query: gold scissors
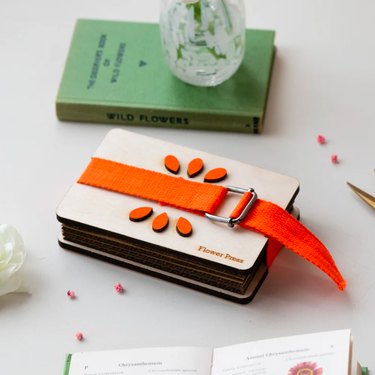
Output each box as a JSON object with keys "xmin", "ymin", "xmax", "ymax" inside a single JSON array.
[{"xmin": 347, "ymin": 172, "xmax": 375, "ymax": 210}]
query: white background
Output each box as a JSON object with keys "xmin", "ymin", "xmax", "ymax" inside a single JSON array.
[{"xmin": 1, "ymin": 0, "xmax": 374, "ymax": 373}]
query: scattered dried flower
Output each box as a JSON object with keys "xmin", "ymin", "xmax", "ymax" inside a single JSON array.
[
  {"xmin": 115, "ymin": 283, "xmax": 124, "ymax": 293},
  {"xmin": 331, "ymin": 154, "xmax": 339, "ymax": 164},
  {"xmin": 317, "ymin": 135, "xmax": 326, "ymax": 144},
  {"xmin": 114, "ymin": 282, "xmax": 124, "ymax": 293},
  {"xmin": 67, "ymin": 290, "xmax": 76, "ymax": 299}
]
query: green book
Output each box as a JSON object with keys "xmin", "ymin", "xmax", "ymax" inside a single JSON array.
[{"xmin": 56, "ymin": 19, "xmax": 276, "ymax": 133}]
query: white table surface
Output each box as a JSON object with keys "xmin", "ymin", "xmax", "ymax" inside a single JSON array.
[{"xmin": 1, "ymin": 0, "xmax": 374, "ymax": 373}]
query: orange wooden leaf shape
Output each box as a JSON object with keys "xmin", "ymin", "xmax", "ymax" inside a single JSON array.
[
  {"xmin": 176, "ymin": 217, "xmax": 193, "ymax": 237},
  {"xmin": 129, "ymin": 206, "xmax": 153, "ymax": 222},
  {"xmin": 187, "ymin": 158, "xmax": 204, "ymax": 178},
  {"xmin": 164, "ymin": 155, "xmax": 180, "ymax": 174},
  {"xmin": 204, "ymin": 168, "xmax": 227, "ymax": 183},
  {"xmin": 152, "ymin": 212, "xmax": 169, "ymax": 232}
]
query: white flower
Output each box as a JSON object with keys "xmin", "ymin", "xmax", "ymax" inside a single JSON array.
[
  {"xmin": 0, "ymin": 224, "xmax": 26, "ymax": 297},
  {"xmin": 180, "ymin": 0, "xmax": 200, "ymax": 4}
]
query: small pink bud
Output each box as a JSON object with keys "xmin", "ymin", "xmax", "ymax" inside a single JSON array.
[
  {"xmin": 317, "ymin": 135, "xmax": 326, "ymax": 144},
  {"xmin": 114, "ymin": 282, "xmax": 124, "ymax": 293},
  {"xmin": 331, "ymin": 154, "xmax": 339, "ymax": 164},
  {"xmin": 75, "ymin": 332, "xmax": 84, "ymax": 341},
  {"xmin": 67, "ymin": 290, "xmax": 76, "ymax": 299}
]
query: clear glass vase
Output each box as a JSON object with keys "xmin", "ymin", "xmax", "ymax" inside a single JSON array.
[{"xmin": 159, "ymin": 0, "xmax": 246, "ymax": 87}]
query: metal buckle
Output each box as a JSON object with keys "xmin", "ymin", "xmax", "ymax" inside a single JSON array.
[{"xmin": 205, "ymin": 186, "xmax": 257, "ymax": 228}]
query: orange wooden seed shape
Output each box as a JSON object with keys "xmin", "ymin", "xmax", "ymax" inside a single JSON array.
[
  {"xmin": 204, "ymin": 168, "xmax": 227, "ymax": 183},
  {"xmin": 164, "ymin": 155, "xmax": 180, "ymax": 174},
  {"xmin": 152, "ymin": 212, "xmax": 169, "ymax": 232},
  {"xmin": 176, "ymin": 217, "xmax": 193, "ymax": 237},
  {"xmin": 129, "ymin": 206, "xmax": 153, "ymax": 222},
  {"xmin": 187, "ymin": 158, "xmax": 204, "ymax": 178}
]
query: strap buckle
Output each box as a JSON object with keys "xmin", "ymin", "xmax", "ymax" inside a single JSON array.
[{"xmin": 205, "ymin": 186, "xmax": 257, "ymax": 228}]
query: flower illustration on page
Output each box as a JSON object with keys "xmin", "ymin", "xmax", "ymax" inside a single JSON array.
[{"xmin": 288, "ymin": 361, "xmax": 323, "ymax": 375}]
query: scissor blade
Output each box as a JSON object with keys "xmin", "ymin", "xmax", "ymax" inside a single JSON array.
[{"xmin": 347, "ymin": 181, "xmax": 375, "ymax": 210}]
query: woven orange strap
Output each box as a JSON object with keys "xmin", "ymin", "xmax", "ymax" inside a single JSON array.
[{"xmin": 78, "ymin": 157, "xmax": 346, "ymax": 290}]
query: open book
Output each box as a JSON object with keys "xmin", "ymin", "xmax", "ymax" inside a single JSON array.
[{"xmin": 64, "ymin": 330, "xmax": 367, "ymax": 375}]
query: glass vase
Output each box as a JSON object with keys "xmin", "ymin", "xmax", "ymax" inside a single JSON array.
[{"xmin": 159, "ymin": 0, "xmax": 246, "ymax": 87}]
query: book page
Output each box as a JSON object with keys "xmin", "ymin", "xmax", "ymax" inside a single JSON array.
[
  {"xmin": 211, "ymin": 330, "xmax": 351, "ymax": 375},
  {"xmin": 68, "ymin": 346, "xmax": 213, "ymax": 375}
]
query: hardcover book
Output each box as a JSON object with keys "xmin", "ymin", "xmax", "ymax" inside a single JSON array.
[
  {"xmin": 64, "ymin": 329, "xmax": 367, "ymax": 375},
  {"xmin": 56, "ymin": 19, "xmax": 276, "ymax": 133},
  {"xmin": 56, "ymin": 129, "xmax": 299, "ymax": 303}
]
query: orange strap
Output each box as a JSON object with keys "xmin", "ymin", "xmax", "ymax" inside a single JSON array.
[{"xmin": 78, "ymin": 157, "xmax": 346, "ymax": 290}]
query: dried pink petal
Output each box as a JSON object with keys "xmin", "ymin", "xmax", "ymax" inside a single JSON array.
[
  {"xmin": 67, "ymin": 290, "xmax": 76, "ymax": 299},
  {"xmin": 114, "ymin": 282, "xmax": 124, "ymax": 293},
  {"xmin": 331, "ymin": 154, "xmax": 339, "ymax": 164},
  {"xmin": 317, "ymin": 135, "xmax": 326, "ymax": 144}
]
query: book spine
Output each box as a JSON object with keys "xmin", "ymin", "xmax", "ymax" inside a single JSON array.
[
  {"xmin": 56, "ymin": 102, "xmax": 264, "ymax": 134},
  {"xmin": 63, "ymin": 354, "xmax": 72, "ymax": 375}
]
